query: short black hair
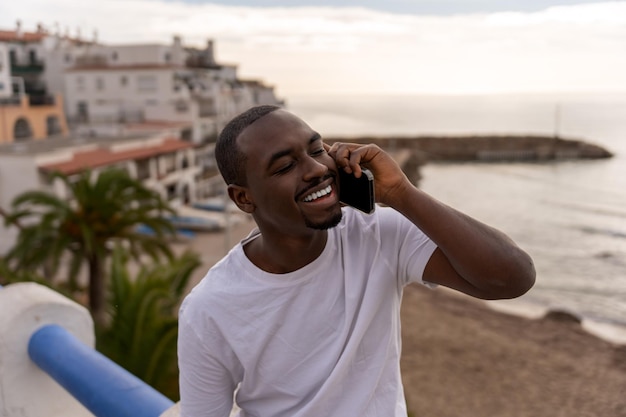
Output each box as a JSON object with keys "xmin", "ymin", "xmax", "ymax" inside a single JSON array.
[{"xmin": 215, "ymin": 105, "xmax": 281, "ymax": 185}]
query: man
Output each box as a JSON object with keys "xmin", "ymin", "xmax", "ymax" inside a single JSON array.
[{"xmin": 178, "ymin": 105, "xmax": 535, "ymax": 417}]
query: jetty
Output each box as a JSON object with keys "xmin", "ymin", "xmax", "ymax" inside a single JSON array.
[{"xmin": 325, "ymin": 135, "xmax": 614, "ymax": 184}]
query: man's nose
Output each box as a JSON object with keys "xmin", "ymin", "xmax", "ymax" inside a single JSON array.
[{"xmin": 302, "ymin": 156, "xmax": 329, "ymax": 181}]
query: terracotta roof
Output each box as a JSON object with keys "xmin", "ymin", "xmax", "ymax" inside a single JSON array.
[
  {"xmin": 0, "ymin": 30, "xmax": 46, "ymax": 43},
  {"xmin": 39, "ymin": 137, "xmax": 193, "ymax": 175}
]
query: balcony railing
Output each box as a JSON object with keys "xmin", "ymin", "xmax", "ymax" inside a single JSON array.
[
  {"xmin": 10, "ymin": 62, "xmax": 45, "ymax": 74},
  {"xmin": 29, "ymin": 324, "xmax": 174, "ymax": 417},
  {"xmin": 0, "ymin": 283, "xmax": 178, "ymax": 417}
]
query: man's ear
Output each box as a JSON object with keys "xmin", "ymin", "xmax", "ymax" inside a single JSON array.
[{"xmin": 227, "ymin": 184, "xmax": 255, "ymax": 213}]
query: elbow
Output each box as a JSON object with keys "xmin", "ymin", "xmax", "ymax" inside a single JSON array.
[{"xmin": 489, "ymin": 250, "xmax": 536, "ymax": 300}]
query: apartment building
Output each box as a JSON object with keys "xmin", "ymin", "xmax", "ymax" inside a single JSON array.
[
  {"xmin": 0, "ymin": 28, "xmax": 69, "ymax": 144},
  {"xmin": 63, "ymin": 37, "xmax": 282, "ymax": 144}
]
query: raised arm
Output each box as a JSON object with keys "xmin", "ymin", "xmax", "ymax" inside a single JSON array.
[{"xmin": 328, "ymin": 142, "xmax": 536, "ymax": 300}]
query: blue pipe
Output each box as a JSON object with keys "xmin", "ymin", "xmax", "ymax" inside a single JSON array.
[{"xmin": 28, "ymin": 324, "xmax": 174, "ymax": 417}]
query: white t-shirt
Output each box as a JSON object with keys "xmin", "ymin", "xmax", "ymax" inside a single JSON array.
[{"xmin": 178, "ymin": 206, "xmax": 437, "ymax": 417}]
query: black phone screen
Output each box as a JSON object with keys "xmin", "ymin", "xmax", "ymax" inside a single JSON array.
[{"xmin": 338, "ymin": 168, "xmax": 375, "ymax": 214}]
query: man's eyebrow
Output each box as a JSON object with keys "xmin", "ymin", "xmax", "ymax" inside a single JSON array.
[
  {"xmin": 309, "ymin": 132, "xmax": 322, "ymax": 145},
  {"xmin": 266, "ymin": 132, "xmax": 323, "ymax": 170}
]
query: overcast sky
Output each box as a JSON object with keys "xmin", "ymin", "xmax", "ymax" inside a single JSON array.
[
  {"xmin": 163, "ymin": 0, "xmax": 616, "ymax": 15},
  {"xmin": 1, "ymin": 1, "xmax": 625, "ymax": 97}
]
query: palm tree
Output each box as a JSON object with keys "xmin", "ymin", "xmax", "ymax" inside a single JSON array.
[
  {"xmin": 3, "ymin": 168, "xmax": 177, "ymax": 325},
  {"xmin": 97, "ymin": 245, "xmax": 200, "ymax": 400}
]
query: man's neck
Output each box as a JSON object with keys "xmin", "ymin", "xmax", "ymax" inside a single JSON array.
[{"xmin": 243, "ymin": 229, "xmax": 328, "ymax": 274}]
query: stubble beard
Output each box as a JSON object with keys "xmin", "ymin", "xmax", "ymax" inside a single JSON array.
[{"xmin": 303, "ymin": 209, "xmax": 343, "ymax": 231}]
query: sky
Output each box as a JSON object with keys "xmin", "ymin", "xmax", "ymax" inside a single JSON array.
[{"xmin": 1, "ymin": 0, "xmax": 625, "ymax": 97}]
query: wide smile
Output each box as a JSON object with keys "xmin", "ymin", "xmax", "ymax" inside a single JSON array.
[
  {"xmin": 303, "ymin": 185, "xmax": 332, "ymax": 202},
  {"xmin": 298, "ymin": 177, "xmax": 338, "ymax": 206}
]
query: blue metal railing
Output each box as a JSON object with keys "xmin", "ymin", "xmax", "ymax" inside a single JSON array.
[{"xmin": 28, "ymin": 324, "xmax": 174, "ymax": 417}]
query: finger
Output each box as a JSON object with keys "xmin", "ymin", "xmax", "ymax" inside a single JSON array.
[
  {"xmin": 347, "ymin": 149, "xmax": 364, "ymax": 177},
  {"xmin": 330, "ymin": 143, "xmax": 354, "ymax": 173}
]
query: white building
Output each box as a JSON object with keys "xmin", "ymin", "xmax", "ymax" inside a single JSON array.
[
  {"xmin": 63, "ymin": 37, "xmax": 283, "ymax": 144},
  {"xmin": 0, "ymin": 44, "xmax": 11, "ymax": 99}
]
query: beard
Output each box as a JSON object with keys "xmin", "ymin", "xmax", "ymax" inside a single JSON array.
[{"xmin": 303, "ymin": 209, "xmax": 343, "ymax": 231}]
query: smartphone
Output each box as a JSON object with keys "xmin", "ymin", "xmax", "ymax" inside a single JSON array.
[{"xmin": 338, "ymin": 167, "xmax": 375, "ymax": 214}]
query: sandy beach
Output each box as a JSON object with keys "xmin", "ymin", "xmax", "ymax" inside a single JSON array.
[{"xmin": 179, "ymin": 216, "xmax": 626, "ymax": 417}]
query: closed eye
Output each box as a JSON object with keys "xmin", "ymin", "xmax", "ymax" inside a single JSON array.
[{"xmin": 274, "ymin": 161, "xmax": 295, "ymax": 175}]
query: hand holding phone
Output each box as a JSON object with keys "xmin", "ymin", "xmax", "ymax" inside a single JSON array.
[{"xmin": 338, "ymin": 168, "xmax": 375, "ymax": 214}]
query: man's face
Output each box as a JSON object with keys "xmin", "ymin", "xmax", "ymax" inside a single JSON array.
[{"xmin": 236, "ymin": 110, "xmax": 343, "ymax": 236}]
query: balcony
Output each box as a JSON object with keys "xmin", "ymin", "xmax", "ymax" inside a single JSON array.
[
  {"xmin": 28, "ymin": 94, "xmax": 56, "ymax": 106},
  {"xmin": 10, "ymin": 61, "xmax": 45, "ymax": 74}
]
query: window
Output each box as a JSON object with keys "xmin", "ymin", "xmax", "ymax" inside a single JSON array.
[
  {"xmin": 96, "ymin": 77, "xmax": 104, "ymax": 91},
  {"xmin": 175, "ymin": 100, "xmax": 188, "ymax": 112},
  {"xmin": 137, "ymin": 75, "xmax": 157, "ymax": 92},
  {"xmin": 136, "ymin": 159, "xmax": 151, "ymax": 180},
  {"xmin": 112, "ymin": 51, "xmax": 118, "ymax": 61},
  {"xmin": 166, "ymin": 183, "xmax": 177, "ymax": 200},
  {"xmin": 14, "ymin": 118, "xmax": 33, "ymax": 140},
  {"xmin": 77, "ymin": 101, "xmax": 89, "ymax": 122},
  {"xmin": 46, "ymin": 116, "xmax": 62, "ymax": 136},
  {"xmin": 77, "ymin": 76, "xmax": 85, "ymax": 92},
  {"xmin": 120, "ymin": 75, "xmax": 128, "ymax": 87}
]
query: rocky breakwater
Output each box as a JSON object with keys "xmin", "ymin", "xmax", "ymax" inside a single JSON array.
[{"xmin": 325, "ymin": 135, "xmax": 613, "ymax": 183}]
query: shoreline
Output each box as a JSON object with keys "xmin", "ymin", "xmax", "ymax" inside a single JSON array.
[{"xmin": 485, "ymin": 296, "xmax": 626, "ymax": 346}]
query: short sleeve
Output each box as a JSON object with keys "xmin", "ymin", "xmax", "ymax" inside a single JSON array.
[{"xmin": 377, "ymin": 207, "xmax": 438, "ymax": 287}]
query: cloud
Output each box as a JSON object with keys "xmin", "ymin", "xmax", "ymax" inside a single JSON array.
[{"xmin": 1, "ymin": 1, "xmax": 625, "ymax": 95}]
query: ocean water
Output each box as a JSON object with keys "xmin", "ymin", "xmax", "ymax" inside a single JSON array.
[{"xmin": 287, "ymin": 92, "xmax": 626, "ymax": 343}]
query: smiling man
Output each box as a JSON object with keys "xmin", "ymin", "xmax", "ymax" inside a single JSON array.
[{"xmin": 177, "ymin": 105, "xmax": 536, "ymax": 417}]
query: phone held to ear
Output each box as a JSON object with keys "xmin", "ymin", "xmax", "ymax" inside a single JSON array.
[{"xmin": 339, "ymin": 168, "xmax": 375, "ymax": 214}]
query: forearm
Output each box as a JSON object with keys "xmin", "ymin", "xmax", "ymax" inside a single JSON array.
[{"xmin": 385, "ymin": 181, "xmax": 536, "ymax": 299}]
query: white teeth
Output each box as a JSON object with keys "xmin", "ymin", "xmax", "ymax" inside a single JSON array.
[{"xmin": 304, "ymin": 185, "xmax": 332, "ymax": 202}]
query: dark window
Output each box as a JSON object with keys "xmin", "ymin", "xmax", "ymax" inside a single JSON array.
[
  {"xmin": 77, "ymin": 101, "xmax": 89, "ymax": 122},
  {"xmin": 14, "ymin": 118, "xmax": 33, "ymax": 140},
  {"xmin": 46, "ymin": 116, "xmax": 62, "ymax": 136}
]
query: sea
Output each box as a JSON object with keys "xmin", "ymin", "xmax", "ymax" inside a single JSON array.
[{"xmin": 287, "ymin": 92, "xmax": 626, "ymax": 344}]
